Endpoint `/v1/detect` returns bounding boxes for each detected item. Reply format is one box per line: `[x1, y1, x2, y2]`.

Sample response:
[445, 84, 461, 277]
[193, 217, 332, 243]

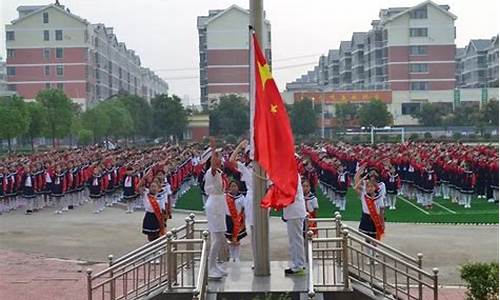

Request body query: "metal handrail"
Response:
[307, 231, 315, 299]
[193, 231, 209, 300]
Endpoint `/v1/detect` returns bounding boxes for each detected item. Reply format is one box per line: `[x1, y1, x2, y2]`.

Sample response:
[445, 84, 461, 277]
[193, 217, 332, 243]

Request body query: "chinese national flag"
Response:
[252, 33, 298, 210]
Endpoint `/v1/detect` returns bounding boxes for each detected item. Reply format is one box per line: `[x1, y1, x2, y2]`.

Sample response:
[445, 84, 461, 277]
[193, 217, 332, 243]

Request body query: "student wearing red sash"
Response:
[354, 164, 385, 242]
[303, 179, 319, 237]
[224, 180, 246, 263]
[140, 177, 166, 242]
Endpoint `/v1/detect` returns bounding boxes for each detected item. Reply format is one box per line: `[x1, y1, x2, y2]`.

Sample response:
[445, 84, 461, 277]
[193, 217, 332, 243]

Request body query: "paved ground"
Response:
[0, 202, 497, 299]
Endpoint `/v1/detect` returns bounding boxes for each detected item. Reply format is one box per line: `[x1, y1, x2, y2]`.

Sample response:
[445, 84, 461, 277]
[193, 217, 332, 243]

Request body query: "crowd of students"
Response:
[301, 142, 499, 210]
[0, 144, 203, 217]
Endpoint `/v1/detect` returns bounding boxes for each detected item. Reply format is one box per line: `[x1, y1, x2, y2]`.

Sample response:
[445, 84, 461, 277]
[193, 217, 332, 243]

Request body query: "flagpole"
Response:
[250, 0, 270, 276]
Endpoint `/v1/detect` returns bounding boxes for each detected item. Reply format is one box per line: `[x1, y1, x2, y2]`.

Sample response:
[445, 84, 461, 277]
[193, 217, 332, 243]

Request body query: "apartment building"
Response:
[197, 5, 271, 109]
[456, 35, 499, 88]
[0, 57, 7, 96]
[327, 49, 340, 90]
[350, 32, 366, 89]
[338, 41, 352, 90]
[487, 35, 499, 87]
[5, 3, 167, 108]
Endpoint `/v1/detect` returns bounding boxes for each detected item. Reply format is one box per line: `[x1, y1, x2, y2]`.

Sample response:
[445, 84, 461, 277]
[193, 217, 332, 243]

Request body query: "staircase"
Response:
[85, 213, 439, 300]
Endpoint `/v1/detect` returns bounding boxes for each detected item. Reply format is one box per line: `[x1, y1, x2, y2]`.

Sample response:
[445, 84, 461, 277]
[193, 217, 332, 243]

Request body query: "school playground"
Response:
[175, 187, 499, 224]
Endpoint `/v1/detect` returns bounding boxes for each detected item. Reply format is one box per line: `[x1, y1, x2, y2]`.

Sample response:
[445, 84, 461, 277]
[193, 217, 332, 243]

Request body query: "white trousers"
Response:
[208, 232, 225, 275]
[287, 218, 305, 271]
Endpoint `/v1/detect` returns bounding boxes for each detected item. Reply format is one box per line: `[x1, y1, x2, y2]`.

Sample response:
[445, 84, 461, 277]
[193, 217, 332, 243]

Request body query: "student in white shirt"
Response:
[283, 175, 307, 276]
[204, 138, 228, 280]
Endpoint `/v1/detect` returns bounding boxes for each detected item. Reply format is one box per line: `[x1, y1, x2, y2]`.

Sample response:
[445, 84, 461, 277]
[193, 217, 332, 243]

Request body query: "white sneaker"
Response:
[208, 269, 223, 280]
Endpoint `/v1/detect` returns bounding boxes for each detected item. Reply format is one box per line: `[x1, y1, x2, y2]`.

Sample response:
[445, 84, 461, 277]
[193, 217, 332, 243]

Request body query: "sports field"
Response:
[175, 186, 499, 224]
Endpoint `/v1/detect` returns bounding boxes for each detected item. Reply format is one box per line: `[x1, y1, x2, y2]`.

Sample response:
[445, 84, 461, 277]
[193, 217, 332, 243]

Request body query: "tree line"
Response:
[0, 89, 188, 151]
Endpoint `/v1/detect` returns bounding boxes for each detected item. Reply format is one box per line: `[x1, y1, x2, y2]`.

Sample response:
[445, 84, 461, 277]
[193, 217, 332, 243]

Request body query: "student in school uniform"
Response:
[123, 166, 140, 213]
[461, 164, 476, 209]
[383, 166, 400, 210]
[336, 164, 350, 211]
[283, 175, 307, 276]
[303, 178, 319, 237]
[88, 165, 105, 214]
[0, 165, 7, 214]
[51, 164, 67, 214]
[204, 138, 228, 280]
[421, 163, 436, 209]
[224, 180, 246, 263]
[43, 162, 54, 208]
[21, 165, 36, 215]
[140, 178, 166, 242]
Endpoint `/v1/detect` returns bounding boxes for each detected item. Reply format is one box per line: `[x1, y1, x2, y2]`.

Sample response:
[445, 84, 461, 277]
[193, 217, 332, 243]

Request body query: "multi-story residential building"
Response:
[458, 39, 490, 88]
[350, 32, 367, 89]
[5, 3, 167, 108]
[327, 49, 340, 90]
[455, 47, 466, 87]
[338, 41, 352, 89]
[363, 20, 388, 90]
[0, 57, 7, 96]
[197, 5, 271, 109]
[486, 35, 499, 88]
[318, 55, 328, 87]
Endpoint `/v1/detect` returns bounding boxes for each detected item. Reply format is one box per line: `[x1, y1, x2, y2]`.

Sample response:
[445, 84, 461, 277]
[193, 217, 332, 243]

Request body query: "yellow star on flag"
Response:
[270, 104, 278, 114]
[258, 62, 273, 88]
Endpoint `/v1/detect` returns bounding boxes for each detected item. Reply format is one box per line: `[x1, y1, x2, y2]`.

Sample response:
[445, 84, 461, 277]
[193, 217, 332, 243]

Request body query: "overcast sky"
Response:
[1, 0, 499, 105]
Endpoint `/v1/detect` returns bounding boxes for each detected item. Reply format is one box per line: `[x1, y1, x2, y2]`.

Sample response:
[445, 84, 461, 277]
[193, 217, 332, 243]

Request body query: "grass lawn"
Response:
[175, 186, 499, 224]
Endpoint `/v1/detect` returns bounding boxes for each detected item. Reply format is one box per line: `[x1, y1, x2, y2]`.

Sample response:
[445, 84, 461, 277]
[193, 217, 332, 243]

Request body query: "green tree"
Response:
[358, 99, 393, 127]
[25, 101, 48, 152]
[150, 94, 188, 139]
[335, 102, 358, 131]
[209, 94, 249, 136]
[412, 103, 451, 126]
[289, 98, 317, 136]
[115, 95, 153, 140]
[0, 95, 29, 151]
[81, 106, 110, 143]
[100, 100, 135, 140]
[36, 89, 74, 147]
[78, 129, 93, 146]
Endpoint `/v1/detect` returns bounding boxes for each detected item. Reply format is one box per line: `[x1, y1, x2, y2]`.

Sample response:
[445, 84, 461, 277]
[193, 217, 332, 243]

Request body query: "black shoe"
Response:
[68, 205, 74, 210]
[25, 210, 32, 215]
[284, 268, 305, 276]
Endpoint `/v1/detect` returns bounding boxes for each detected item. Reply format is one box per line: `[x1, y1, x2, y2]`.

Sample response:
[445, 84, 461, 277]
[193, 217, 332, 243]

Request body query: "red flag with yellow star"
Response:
[251, 32, 298, 209]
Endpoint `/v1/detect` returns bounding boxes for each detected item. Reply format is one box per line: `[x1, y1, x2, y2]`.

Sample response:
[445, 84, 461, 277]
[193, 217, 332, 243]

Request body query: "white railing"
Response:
[86, 214, 209, 300]
[306, 212, 439, 300]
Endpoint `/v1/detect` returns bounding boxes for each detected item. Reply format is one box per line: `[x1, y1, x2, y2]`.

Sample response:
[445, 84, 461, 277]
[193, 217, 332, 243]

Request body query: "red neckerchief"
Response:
[364, 193, 384, 240]
[148, 194, 165, 236]
[225, 193, 244, 241]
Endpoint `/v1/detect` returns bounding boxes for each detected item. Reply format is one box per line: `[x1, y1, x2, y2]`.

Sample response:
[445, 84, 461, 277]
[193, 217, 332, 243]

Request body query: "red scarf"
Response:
[225, 194, 244, 242]
[364, 194, 384, 240]
[148, 194, 165, 236]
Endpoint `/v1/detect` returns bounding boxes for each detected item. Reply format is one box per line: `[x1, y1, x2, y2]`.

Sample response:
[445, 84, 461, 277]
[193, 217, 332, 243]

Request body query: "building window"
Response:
[6, 31, 15, 41]
[409, 28, 428, 37]
[7, 49, 15, 58]
[409, 63, 428, 73]
[44, 65, 50, 76]
[409, 7, 427, 19]
[43, 48, 51, 60]
[43, 12, 49, 23]
[410, 81, 428, 90]
[56, 48, 63, 59]
[56, 65, 64, 76]
[401, 103, 421, 115]
[43, 30, 50, 41]
[45, 82, 51, 89]
[57, 82, 64, 90]
[7, 67, 16, 76]
[55, 30, 63, 41]
[7, 84, 16, 91]
[409, 45, 427, 56]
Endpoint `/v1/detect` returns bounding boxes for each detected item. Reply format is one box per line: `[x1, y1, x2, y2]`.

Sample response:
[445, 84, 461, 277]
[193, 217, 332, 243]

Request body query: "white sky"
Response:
[1, 0, 499, 105]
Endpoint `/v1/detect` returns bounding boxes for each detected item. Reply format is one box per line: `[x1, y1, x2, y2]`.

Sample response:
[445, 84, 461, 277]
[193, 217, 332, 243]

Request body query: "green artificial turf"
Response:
[174, 186, 499, 224]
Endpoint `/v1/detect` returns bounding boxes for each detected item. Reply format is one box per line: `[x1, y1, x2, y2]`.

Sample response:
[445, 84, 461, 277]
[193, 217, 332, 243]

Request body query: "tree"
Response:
[335, 102, 358, 131]
[81, 107, 110, 143]
[100, 100, 135, 140]
[78, 129, 93, 146]
[209, 94, 249, 136]
[0, 96, 29, 151]
[115, 95, 153, 140]
[289, 98, 317, 136]
[36, 89, 74, 147]
[150, 94, 188, 139]
[25, 101, 48, 152]
[358, 99, 393, 128]
[412, 103, 451, 126]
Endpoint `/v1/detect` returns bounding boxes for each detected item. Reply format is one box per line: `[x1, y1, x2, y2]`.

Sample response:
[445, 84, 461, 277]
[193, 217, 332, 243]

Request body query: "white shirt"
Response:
[305, 193, 319, 213]
[204, 168, 226, 215]
[360, 182, 385, 214]
[283, 176, 307, 220]
[25, 175, 32, 187]
[45, 172, 52, 183]
[143, 190, 165, 213]
[236, 162, 254, 226]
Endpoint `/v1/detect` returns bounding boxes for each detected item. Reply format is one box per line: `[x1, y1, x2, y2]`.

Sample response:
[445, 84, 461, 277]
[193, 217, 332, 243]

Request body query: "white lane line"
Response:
[433, 202, 457, 214]
[397, 196, 430, 215]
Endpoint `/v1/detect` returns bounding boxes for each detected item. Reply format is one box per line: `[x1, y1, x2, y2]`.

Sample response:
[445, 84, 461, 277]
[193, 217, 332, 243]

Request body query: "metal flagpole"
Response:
[250, 0, 270, 276]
